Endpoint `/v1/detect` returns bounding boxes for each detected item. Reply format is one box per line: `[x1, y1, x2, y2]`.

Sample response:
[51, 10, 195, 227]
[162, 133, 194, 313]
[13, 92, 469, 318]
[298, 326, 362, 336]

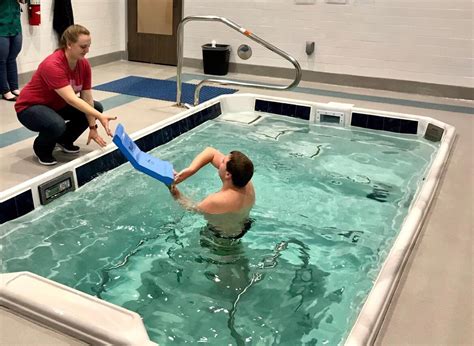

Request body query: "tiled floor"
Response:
[1, 61, 472, 344]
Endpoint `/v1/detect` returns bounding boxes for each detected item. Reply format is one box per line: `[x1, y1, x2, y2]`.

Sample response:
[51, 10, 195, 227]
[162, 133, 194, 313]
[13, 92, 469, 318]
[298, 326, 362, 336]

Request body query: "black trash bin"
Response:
[202, 43, 231, 76]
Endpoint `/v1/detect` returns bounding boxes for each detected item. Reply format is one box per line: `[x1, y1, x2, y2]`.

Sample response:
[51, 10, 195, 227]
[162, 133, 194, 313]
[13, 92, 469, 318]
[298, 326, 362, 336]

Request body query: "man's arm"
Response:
[169, 185, 199, 212]
[169, 186, 228, 214]
[174, 147, 225, 184]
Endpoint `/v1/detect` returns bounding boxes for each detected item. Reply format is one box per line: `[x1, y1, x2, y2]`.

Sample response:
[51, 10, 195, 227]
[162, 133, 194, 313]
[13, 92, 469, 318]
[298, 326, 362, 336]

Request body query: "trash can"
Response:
[202, 43, 231, 76]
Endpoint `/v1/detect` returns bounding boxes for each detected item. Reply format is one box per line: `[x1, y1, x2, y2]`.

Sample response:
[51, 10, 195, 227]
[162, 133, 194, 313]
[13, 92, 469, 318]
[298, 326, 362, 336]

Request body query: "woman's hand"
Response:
[86, 127, 107, 147]
[174, 167, 195, 184]
[98, 114, 117, 137]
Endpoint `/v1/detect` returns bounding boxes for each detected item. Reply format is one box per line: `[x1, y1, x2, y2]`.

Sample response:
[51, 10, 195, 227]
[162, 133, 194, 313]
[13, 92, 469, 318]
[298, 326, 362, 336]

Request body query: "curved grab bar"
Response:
[176, 15, 302, 106]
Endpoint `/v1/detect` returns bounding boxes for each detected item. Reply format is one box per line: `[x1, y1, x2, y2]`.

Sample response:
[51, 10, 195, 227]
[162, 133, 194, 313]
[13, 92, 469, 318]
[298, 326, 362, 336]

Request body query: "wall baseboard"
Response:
[18, 51, 128, 86]
[184, 58, 473, 101]
[18, 53, 472, 101]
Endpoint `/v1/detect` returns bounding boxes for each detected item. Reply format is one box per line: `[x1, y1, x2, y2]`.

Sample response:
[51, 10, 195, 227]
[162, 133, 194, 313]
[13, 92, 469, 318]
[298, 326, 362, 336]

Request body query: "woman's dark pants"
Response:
[17, 101, 103, 157]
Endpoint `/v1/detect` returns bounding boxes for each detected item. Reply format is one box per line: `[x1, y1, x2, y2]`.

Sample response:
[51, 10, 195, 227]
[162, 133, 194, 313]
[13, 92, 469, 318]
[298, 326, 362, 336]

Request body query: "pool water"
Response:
[1, 115, 438, 345]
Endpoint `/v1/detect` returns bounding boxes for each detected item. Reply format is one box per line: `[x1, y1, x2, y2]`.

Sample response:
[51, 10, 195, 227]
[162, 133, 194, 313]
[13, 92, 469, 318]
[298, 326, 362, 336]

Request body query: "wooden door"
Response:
[127, 0, 183, 65]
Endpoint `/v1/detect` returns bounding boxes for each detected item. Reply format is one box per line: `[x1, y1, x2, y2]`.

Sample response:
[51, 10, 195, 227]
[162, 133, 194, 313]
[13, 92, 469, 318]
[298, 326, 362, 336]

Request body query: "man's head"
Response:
[219, 151, 254, 188]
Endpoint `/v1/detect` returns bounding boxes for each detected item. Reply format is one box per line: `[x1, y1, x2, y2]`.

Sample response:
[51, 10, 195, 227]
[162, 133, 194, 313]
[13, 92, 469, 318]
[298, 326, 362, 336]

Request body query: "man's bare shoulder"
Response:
[197, 191, 232, 214]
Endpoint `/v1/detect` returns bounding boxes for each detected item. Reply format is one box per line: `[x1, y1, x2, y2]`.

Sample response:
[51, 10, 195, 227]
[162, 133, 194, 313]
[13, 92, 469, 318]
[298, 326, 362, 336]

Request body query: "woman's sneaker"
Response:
[37, 154, 58, 166]
[57, 143, 80, 154]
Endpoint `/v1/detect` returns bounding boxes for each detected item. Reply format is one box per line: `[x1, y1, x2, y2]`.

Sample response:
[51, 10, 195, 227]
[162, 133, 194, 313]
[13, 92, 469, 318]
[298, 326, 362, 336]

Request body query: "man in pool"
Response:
[169, 147, 255, 239]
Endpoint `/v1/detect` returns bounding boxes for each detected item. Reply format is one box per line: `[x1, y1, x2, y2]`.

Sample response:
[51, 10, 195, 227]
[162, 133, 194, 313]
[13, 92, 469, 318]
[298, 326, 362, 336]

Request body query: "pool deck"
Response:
[0, 307, 87, 345]
[1, 61, 472, 345]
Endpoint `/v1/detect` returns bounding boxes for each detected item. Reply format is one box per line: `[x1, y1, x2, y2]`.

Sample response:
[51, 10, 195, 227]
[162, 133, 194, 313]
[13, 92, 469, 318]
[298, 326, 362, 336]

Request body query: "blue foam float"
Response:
[113, 124, 174, 186]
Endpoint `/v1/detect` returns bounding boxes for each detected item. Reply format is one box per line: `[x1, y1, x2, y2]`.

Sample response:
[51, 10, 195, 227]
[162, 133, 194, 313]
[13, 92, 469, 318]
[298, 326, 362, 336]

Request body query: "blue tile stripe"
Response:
[100, 94, 141, 110]
[0, 127, 36, 148]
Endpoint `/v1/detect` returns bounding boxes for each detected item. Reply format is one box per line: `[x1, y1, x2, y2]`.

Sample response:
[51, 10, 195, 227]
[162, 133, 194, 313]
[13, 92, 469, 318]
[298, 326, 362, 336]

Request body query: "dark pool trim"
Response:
[255, 99, 311, 120]
[351, 112, 418, 134]
[0, 189, 34, 224]
[254, 98, 446, 142]
[0, 103, 222, 224]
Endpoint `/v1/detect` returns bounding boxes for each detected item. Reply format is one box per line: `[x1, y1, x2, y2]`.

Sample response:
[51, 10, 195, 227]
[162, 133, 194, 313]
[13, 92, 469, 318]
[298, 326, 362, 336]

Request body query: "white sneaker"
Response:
[37, 155, 58, 166]
[57, 143, 80, 154]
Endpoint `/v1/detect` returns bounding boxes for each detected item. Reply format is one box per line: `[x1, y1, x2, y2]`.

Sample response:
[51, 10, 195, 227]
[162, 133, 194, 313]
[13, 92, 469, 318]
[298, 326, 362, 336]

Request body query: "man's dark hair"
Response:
[226, 151, 254, 188]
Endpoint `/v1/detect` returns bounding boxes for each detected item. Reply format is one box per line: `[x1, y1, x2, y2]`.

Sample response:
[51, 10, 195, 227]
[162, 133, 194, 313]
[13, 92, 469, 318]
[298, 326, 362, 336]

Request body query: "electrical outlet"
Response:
[326, 0, 348, 4]
[295, 0, 316, 4]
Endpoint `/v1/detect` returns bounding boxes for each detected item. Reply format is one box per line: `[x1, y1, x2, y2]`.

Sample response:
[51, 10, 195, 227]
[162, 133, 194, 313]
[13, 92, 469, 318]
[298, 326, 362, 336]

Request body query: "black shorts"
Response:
[207, 218, 254, 240]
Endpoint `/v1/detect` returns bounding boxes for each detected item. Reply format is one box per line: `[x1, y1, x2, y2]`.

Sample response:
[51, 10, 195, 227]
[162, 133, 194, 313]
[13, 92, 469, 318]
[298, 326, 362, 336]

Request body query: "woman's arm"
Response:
[79, 89, 96, 125]
[55, 85, 116, 137]
[80, 89, 108, 147]
[56, 85, 101, 120]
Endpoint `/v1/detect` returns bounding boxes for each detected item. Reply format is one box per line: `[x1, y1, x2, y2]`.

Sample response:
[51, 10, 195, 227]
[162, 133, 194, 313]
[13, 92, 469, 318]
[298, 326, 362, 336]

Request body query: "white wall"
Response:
[183, 0, 473, 88]
[17, 1, 472, 88]
[17, 0, 126, 74]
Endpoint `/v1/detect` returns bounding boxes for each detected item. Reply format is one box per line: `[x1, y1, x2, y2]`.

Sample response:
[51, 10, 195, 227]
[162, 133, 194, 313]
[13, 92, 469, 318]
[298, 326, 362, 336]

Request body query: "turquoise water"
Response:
[1, 115, 438, 345]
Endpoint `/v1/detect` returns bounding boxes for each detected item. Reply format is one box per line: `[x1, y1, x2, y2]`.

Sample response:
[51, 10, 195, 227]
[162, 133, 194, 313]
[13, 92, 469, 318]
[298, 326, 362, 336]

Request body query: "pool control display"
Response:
[38, 171, 75, 205]
[316, 110, 345, 125]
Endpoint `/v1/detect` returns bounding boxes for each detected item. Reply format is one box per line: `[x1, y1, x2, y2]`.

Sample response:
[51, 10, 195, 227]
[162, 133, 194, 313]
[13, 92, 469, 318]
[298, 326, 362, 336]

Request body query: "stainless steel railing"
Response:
[176, 15, 302, 107]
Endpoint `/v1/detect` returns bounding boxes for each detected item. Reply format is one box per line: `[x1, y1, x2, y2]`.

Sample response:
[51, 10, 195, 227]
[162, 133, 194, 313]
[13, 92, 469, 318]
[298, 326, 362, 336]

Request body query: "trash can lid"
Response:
[202, 43, 231, 51]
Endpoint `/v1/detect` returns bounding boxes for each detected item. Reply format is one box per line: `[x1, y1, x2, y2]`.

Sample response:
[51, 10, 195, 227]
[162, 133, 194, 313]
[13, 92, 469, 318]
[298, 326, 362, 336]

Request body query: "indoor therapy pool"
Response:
[0, 95, 455, 345]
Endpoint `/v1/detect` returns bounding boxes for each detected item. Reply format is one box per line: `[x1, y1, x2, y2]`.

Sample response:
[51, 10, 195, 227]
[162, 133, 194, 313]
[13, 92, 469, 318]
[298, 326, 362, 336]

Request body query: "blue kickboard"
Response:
[113, 124, 174, 186]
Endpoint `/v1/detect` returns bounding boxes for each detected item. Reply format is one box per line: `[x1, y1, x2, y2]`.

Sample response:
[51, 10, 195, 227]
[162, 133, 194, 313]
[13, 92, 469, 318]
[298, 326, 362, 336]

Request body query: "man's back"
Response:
[202, 182, 255, 237]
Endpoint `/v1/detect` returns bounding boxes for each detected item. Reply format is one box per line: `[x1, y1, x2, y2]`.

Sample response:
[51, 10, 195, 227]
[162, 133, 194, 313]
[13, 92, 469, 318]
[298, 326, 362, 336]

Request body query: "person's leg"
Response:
[0, 36, 12, 95]
[6, 33, 22, 93]
[56, 101, 103, 146]
[17, 105, 66, 162]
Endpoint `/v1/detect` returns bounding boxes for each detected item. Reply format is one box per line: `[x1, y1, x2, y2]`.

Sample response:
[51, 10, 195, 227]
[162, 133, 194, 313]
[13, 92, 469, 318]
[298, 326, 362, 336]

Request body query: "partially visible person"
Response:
[0, 0, 25, 101]
[170, 147, 255, 239]
[15, 24, 116, 165]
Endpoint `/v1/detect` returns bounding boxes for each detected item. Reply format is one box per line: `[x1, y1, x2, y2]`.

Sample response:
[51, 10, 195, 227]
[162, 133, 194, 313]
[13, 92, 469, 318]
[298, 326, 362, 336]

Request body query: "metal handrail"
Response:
[176, 15, 302, 106]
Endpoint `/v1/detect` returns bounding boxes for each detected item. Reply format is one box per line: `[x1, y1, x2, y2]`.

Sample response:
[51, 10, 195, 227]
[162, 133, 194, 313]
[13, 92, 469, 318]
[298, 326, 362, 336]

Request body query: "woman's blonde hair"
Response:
[58, 24, 90, 50]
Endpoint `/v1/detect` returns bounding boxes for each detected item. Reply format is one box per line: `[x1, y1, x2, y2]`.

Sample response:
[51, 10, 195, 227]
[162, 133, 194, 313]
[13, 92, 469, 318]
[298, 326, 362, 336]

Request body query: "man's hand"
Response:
[174, 167, 195, 184]
[168, 184, 180, 199]
[87, 128, 107, 147]
[98, 114, 117, 137]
